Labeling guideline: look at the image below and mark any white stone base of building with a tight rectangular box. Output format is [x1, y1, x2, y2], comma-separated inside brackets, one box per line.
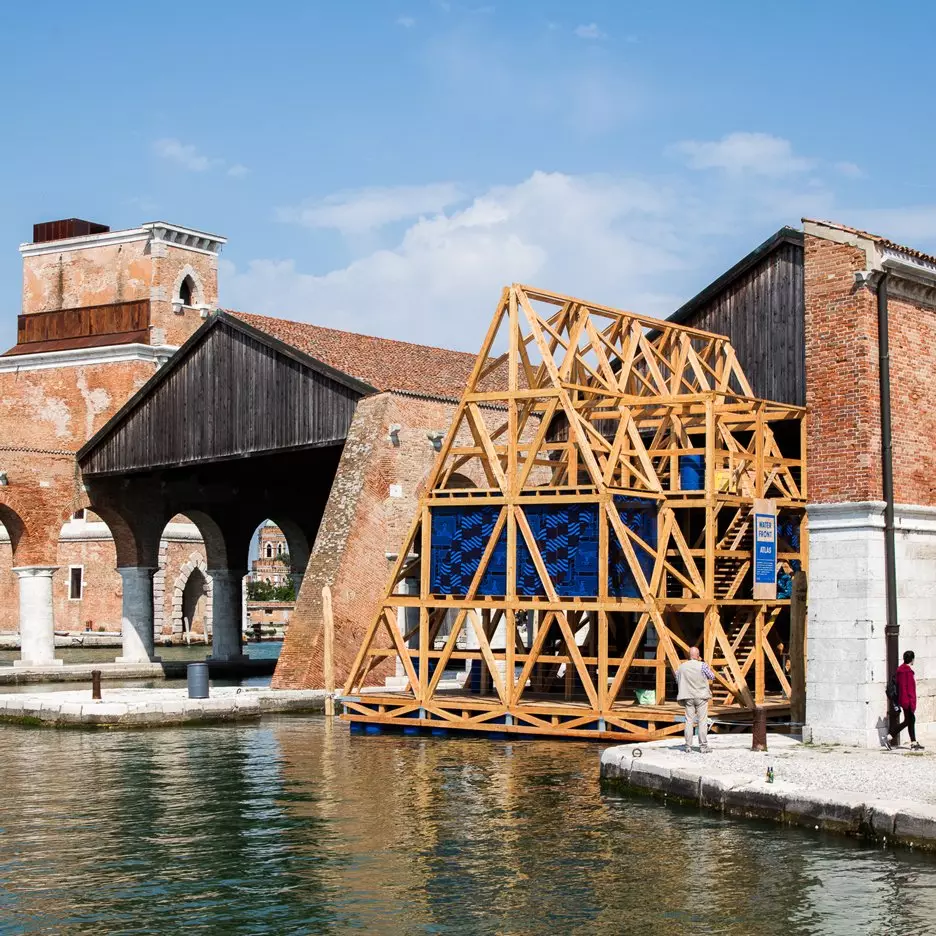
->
[805, 501, 936, 748]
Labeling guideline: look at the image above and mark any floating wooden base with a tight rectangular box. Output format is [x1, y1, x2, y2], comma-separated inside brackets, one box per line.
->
[341, 689, 790, 741]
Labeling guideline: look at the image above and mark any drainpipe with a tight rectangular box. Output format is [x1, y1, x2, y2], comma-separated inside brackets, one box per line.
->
[876, 273, 899, 738]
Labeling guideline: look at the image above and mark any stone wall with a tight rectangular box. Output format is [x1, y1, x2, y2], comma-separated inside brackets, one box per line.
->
[806, 503, 936, 746]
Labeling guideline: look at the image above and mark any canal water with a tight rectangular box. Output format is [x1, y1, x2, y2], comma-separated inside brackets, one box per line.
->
[0, 719, 933, 935]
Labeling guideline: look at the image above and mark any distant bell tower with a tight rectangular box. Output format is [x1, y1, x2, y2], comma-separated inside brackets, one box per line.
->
[11, 217, 226, 355]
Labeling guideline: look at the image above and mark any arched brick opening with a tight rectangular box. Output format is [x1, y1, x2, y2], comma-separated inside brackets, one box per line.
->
[0, 490, 61, 566]
[172, 265, 205, 309]
[172, 556, 212, 640]
[171, 509, 228, 570]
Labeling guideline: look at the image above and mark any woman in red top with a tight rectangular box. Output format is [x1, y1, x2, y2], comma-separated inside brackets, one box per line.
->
[889, 650, 923, 751]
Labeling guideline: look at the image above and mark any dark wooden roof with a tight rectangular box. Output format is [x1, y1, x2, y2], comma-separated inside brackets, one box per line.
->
[78, 312, 376, 476]
[666, 227, 806, 406]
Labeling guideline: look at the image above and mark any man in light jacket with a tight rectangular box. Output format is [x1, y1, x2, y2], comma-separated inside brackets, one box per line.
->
[677, 647, 716, 753]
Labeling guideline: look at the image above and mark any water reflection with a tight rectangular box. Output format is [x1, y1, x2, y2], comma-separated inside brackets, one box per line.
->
[0, 719, 933, 935]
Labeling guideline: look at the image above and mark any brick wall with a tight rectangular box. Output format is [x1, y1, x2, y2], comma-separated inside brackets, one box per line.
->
[0, 361, 157, 451]
[21, 236, 217, 348]
[887, 295, 936, 507]
[53, 535, 122, 632]
[804, 232, 936, 508]
[23, 240, 152, 315]
[803, 233, 882, 503]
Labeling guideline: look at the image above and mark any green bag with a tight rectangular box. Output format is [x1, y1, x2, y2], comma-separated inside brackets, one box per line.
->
[634, 689, 656, 705]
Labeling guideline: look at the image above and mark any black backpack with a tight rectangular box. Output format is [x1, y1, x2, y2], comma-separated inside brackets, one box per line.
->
[886, 676, 899, 705]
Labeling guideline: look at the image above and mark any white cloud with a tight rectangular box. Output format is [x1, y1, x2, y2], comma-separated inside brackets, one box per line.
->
[222, 161, 838, 352]
[396, 15, 415, 28]
[835, 161, 864, 178]
[574, 23, 606, 40]
[153, 138, 247, 178]
[278, 183, 467, 234]
[670, 132, 814, 176]
[153, 138, 220, 172]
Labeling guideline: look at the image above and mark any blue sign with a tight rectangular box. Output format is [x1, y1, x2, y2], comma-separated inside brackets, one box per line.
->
[754, 512, 776, 586]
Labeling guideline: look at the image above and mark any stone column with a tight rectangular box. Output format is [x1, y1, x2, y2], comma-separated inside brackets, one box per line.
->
[116, 567, 160, 664]
[13, 566, 61, 668]
[209, 569, 248, 662]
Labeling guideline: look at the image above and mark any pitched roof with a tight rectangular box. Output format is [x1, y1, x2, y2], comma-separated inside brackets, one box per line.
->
[229, 311, 484, 399]
[803, 217, 936, 267]
[668, 226, 803, 327]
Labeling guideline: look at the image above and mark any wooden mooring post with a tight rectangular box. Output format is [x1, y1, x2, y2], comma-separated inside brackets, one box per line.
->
[322, 585, 335, 717]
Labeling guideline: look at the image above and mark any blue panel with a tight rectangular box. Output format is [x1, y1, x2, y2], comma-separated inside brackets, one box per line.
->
[429, 505, 502, 596]
[679, 454, 705, 491]
[430, 500, 657, 599]
[609, 496, 657, 597]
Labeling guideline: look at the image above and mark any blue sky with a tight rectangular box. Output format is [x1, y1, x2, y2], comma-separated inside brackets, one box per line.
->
[3, 1, 936, 353]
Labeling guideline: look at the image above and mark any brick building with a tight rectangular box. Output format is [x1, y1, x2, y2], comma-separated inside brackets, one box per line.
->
[0, 218, 226, 658]
[250, 522, 291, 587]
[671, 218, 936, 746]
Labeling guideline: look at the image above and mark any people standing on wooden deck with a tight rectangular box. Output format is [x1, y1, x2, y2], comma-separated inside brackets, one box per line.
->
[888, 650, 923, 751]
[677, 647, 715, 753]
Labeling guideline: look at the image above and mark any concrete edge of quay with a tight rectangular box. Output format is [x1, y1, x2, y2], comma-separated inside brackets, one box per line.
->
[0, 658, 277, 685]
[600, 740, 936, 853]
[0, 688, 327, 728]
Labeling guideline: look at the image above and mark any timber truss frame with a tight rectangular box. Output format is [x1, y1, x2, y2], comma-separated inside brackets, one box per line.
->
[340, 284, 807, 741]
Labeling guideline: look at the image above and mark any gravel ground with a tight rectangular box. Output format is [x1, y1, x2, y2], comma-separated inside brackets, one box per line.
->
[639, 735, 936, 805]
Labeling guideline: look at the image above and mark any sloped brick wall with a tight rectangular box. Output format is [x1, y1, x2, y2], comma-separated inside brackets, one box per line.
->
[273, 391, 503, 690]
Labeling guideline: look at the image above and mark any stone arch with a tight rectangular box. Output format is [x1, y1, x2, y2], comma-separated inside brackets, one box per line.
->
[170, 554, 213, 639]
[171, 509, 228, 569]
[0, 489, 63, 566]
[171, 264, 206, 309]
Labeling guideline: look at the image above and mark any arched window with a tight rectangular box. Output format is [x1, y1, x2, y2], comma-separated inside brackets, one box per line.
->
[265, 543, 273, 558]
[276, 542, 284, 555]
[179, 275, 195, 307]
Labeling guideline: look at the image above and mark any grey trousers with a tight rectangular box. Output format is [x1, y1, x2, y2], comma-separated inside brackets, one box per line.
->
[683, 699, 709, 749]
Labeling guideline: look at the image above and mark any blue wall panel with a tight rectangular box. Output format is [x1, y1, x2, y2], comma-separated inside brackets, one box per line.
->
[430, 500, 657, 598]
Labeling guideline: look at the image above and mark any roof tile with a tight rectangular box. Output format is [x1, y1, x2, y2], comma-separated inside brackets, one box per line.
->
[229, 310, 490, 398]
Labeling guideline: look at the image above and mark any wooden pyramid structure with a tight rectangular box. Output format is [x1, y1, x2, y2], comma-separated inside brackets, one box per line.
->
[339, 284, 807, 741]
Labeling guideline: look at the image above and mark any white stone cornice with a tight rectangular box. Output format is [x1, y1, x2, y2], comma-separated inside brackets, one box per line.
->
[806, 501, 886, 533]
[807, 500, 936, 535]
[19, 221, 226, 258]
[894, 503, 936, 535]
[20, 228, 150, 257]
[0, 343, 178, 372]
[881, 247, 936, 284]
[143, 221, 226, 256]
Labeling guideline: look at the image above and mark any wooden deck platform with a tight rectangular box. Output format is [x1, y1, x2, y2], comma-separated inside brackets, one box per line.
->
[340, 689, 790, 741]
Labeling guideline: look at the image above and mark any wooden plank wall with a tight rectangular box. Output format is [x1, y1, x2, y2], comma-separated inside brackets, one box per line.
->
[17, 300, 150, 345]
[81, 321, 362, 474]
[676, 242, 805, 406]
